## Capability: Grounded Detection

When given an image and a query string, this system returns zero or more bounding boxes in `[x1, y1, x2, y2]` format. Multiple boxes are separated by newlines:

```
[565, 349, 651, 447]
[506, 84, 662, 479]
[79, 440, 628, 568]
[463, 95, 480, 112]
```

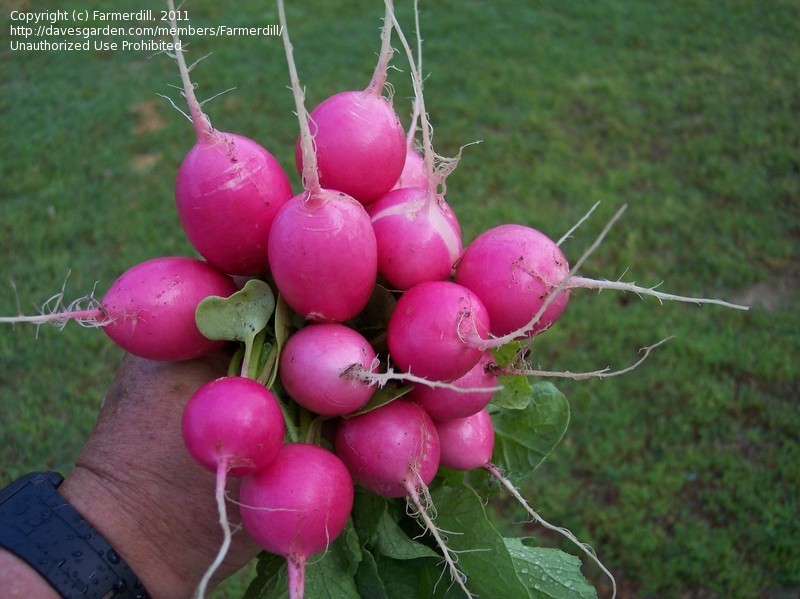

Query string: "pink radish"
[434, 408, 494, 471]
[267, 191, 377, 322]
[0, 256, 238, 361]
[167, 4, 293, 276]
[386, 280, 491, 382]
[182, 376, 285, 477]
[368, 6, 466, 290]
[455, 218, 749, 344]
[334, 399, 440, 498]
[279, 323, 377, 416]
[393, 147, 428, 190]
[240, 443, 354, 599]
[100, 257, 237, 361]
[181, 376, 286, 596]
[293, 3, 406, 204]
[175, 132, 293, 276]
[334, 397, 471, 596]
[368, 187, 462, 290]
[408, 350, 498, 421]
[455, 224, 571, 338]
[270, 1, 378, 323]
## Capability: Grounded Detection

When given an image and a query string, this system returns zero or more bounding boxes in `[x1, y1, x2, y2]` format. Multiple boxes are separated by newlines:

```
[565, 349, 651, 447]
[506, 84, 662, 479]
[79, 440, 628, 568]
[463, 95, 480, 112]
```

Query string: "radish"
[266, 191, 377, 322]
[386, 280, 491, 382]
[393, 146, 428, 190]
[167, 1, 294, 276]
[334, 398, 472, 596]
[367, 4, 464, 290]
[455, 224, 571, 338]
[456, 214, 750, 344]
[100, 257, 238, 361]
[368, 187, 462, 290]
[182, 376, 285, 477]
[181, 376, 285, 597]
[240, 443, 354, 599]
[270, 0, 378, 322]
[0, 256, 238, 361]
[293, 2, 406, 204]
[408, 350, 498, 421]
[334, 399, 440, 498]
[434, 408, 494, 471]
[279, 323, 377, 416]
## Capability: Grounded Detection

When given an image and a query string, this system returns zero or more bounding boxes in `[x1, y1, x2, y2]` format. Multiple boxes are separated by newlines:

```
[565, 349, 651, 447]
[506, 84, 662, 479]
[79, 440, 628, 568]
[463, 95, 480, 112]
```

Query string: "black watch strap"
[0, 471, 151, 599]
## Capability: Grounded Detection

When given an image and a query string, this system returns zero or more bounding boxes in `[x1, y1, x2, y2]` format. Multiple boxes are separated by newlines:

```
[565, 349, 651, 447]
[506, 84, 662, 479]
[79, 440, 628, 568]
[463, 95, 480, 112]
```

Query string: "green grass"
[2, 1, 798, 597]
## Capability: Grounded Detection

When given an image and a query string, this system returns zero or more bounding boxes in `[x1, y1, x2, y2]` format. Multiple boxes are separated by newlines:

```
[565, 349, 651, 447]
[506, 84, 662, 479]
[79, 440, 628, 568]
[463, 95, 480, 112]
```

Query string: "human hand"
[54, 351, 261, 598]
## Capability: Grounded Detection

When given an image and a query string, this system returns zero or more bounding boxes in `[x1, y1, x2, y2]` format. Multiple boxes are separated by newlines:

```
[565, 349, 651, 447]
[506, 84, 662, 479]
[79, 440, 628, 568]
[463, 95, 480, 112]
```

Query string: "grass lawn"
[2, 1, 798, 597]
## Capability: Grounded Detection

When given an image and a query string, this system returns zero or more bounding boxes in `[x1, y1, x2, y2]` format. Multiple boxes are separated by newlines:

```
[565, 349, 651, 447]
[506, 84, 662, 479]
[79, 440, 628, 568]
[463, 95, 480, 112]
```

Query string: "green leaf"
[503, 538, 598, 599]
[352, 489, 388, 544]
[260, 294, 294, 387]
[243, 552, 287, 599]
[376, 554, 463, 599]
[490, 342, 534, 409]
[491, 382, 570, 480]
[429, 484, 531, 599]
[354, 549, 389, 599]
[195, 278, 275, 344]
[492, 374, 534, 410]
[374, 510, 440, 560]
[346, 284, 397, 342]
[491, 341, 524, 366]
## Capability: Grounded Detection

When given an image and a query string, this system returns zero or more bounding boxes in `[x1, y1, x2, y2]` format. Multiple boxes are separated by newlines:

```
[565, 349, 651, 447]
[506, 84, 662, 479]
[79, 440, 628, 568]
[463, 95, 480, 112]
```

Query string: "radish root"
[342, 363, 503, 394]
[495, 336, 674, 380]
[404, 479, 474, 598]
[0, 276, 105, 330]
[484, 462, 617, 599]
[193, 458, 233, 599]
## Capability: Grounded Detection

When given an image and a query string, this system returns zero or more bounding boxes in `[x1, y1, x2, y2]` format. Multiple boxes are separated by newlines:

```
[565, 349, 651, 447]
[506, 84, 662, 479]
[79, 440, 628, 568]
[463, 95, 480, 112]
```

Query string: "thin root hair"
[0, 274, 105, 333]
[305, 512, 333, 566]
[156, 92, 193, 125]
[199, 86, 238, 109]
[187, 51, 213, 74]
[224, 495, 303, 513]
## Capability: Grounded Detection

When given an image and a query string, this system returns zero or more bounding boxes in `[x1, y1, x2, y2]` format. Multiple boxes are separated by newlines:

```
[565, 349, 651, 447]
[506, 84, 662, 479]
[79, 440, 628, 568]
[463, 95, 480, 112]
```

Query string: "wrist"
[58, 467, 187, 599]
[0, 471, 150, 599]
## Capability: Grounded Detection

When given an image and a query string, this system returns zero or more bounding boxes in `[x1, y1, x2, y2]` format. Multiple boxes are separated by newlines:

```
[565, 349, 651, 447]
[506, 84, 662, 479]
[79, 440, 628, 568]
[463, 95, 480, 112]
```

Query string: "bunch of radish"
[2, 1, 750, 598]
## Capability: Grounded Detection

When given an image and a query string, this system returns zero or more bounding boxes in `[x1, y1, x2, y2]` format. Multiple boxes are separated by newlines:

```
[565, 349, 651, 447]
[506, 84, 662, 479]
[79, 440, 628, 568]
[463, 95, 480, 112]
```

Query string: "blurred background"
[2, 1, 797, 597]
